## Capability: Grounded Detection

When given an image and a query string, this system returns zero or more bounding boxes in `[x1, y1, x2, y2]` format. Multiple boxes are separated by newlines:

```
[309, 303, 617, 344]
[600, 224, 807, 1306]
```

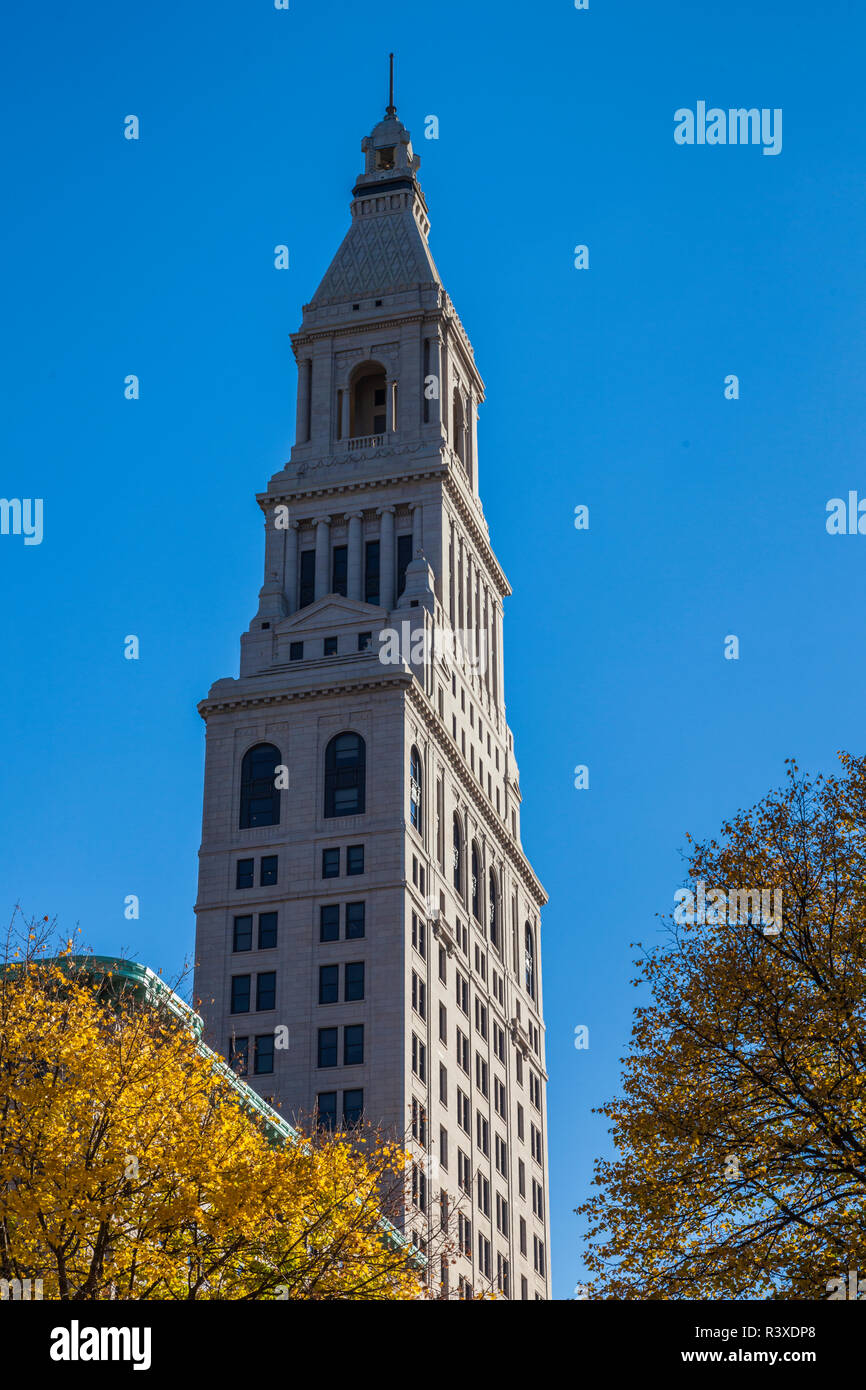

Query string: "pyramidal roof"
[310, 106, 442, 306]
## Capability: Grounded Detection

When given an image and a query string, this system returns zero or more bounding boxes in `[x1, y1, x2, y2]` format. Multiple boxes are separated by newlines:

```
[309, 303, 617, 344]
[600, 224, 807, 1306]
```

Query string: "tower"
[193, 83, 551, 1299]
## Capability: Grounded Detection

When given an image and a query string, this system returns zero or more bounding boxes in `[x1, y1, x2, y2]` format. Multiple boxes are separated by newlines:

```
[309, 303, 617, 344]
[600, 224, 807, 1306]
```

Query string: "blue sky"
[2, 0, 864, 1299]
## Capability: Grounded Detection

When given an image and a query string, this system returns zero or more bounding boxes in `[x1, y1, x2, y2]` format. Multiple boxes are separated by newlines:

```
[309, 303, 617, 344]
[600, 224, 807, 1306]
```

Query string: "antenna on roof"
[386, 52, 396, 118]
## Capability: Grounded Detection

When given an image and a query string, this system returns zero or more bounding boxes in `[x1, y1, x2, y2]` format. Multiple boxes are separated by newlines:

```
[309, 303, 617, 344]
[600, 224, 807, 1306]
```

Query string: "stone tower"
[193, 91, 551, 1299]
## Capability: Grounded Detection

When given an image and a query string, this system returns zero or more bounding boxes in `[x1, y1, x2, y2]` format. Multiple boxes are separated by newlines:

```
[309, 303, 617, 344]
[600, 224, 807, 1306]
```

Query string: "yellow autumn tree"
[578, 753, 866, 1300]
[0, 937, 428, 1300]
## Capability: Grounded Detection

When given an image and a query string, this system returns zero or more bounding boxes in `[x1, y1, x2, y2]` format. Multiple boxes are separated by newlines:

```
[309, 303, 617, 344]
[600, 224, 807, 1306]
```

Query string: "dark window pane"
[357, 631, 372, 651]
[260, 855, 278, 886]
[290, 641, 304, 661]
[239, 743, 281, 829]
[233, 916, 253, 952]
[324, 732, 366, 818]
[299, 550, 315, 608]
[332, 546, 348, 597]
[343, 1088, 364, 1128]
[317, 1092, 337, 1129]
[319, 964, 339, 1004]
[324, 635, 338, 656]
[230, 976, 251, 1014]
[346, 845, 364, 876]
[320, 904, 340, 942]
[229, 1036, 248, 1074]
[256, 971, 276, 1012]
[236, 858, 254, 890]
[344, 1024, 364, 1066]
[397, 533, 413, 598]
[258, 912, 278, 950]
[345, 961, 365, 1001]
[318, 1028, 338, 1068]
[364, 540, 380, 605]
[322, 848, 340, 879]
[345, 901, 366, 939]
[254, 1033, 275, 1074]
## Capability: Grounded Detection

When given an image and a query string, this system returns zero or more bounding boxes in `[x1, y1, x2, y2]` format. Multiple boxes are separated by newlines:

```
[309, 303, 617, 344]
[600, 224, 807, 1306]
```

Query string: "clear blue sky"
[2, 0, 864, 1300]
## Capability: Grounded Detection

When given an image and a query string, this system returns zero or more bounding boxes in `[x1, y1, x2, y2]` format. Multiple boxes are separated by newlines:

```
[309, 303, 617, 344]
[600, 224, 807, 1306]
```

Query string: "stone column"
[296, 359, 311, 444]
[347, 512, 363, 600]
[471, 395, 479, 491]
[341, 387, 350, 442]
[285, 520, 299, 613]
[378, 506, 395, 610]
[314, 516, 331, 601]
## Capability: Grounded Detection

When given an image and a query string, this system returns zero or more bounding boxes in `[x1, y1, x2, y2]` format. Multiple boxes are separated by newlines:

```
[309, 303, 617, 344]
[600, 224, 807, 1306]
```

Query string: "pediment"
[277, 595, 384, 633]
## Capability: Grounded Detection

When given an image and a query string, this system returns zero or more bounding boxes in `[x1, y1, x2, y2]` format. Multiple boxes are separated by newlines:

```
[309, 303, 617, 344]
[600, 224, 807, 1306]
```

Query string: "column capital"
[315, 515, 332, 527]
[347, 510, 365, 522]
[377, 506, 396, 517]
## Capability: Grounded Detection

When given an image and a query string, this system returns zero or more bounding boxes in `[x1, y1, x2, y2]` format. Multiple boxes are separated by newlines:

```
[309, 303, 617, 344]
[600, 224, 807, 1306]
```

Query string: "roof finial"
[386, 52, 396, 118]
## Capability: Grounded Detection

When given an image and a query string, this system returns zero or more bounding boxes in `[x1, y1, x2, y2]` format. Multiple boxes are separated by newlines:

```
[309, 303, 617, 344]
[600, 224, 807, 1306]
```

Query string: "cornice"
[197, 669, 412, 720]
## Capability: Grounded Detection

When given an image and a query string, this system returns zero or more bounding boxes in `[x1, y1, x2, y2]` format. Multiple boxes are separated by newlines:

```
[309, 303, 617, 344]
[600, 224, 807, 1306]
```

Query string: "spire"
[386, 52, 396, 120]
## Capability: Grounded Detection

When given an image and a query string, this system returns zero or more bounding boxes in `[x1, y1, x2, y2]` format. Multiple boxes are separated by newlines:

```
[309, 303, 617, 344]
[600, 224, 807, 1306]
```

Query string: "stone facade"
[194, 99, 551, 1299]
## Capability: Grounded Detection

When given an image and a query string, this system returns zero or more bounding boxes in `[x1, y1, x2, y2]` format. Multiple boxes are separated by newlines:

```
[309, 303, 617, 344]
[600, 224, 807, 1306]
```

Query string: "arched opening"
[489, 869, 500, 951]
[239, 743, 281, 829]
[471, 842, 481, 922]
[452, 814, 463, 894]
[409, 745, 423, 834]
[452, 387, 466, 467]
[524, 922, 536, 1000]
[351, 363, 388, 438]
[324, 732, 366, 818]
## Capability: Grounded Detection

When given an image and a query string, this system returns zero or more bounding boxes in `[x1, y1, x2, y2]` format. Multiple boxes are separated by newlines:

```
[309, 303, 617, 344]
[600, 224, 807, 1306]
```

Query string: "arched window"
[409, 746, 423, 834]
[324, 732, 366, 818]
[452, 387, 466, 467]
[471, 843, 481, 921]
[452, 815, 462, 894]
[239, 743, 281, 829]
[524, 923, 536, 1000]
[351, 363, 387, 438]
[489, 870, 500, 951]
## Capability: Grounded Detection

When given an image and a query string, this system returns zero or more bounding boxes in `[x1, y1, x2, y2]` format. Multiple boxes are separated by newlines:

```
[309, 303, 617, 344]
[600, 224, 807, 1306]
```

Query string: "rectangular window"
[260, 854, 278, 886]
[228, 1035, 248, 1073]
[318, 1028, 338, 1068]
[364, 540, 380, 605]
[317, 1092, 337, 1129]
[518, 1159, 526, 1198]
[519, 1216, 527, 1256]
[412, 1033, 426, 1083]
[439, 1002, 448, 1043]
[411, 912, 426, 959]
[478, 1233, 491, 1279]
[456, 1029, 469, 1073]
[496, 1192, 509, 1237]
[477, 1172, 490, 1216]
[357, 631, 372, 652]
[439, 1125, 448, 1171]
[494, 1076, 507, 1120]
[476, 1112, 489, 1156]
[254, 1033, 275, 1075]
[412, 971, 426, 1019]
[332, 545, 348, 596]
[396, 533, 413, 598]
[258, 912, 278, 950]
[322, 848, 340, 879]
[324, 635, 338, 656]
[439, 1062, 448, 1105]
[346, 844, 364, 875]
[495, 1133, 508, 1178]
[319, 964, 339, 1005]
[256, 971, 276, 1012]
[230, 975, 250, 1014]
[344, 961, 365, 1001]
[343, 1088, 364, 1128]
[232, 916, 253, 953]
[455, 972, 468, 1015]
[533, 1237, 546, 1278]
[289, 640, 304, 661]
[497, 1254, 510, 1297]
[457, 1089, 470, 1134]
[320, 904, 340, 942]
[345, 901, 366, 939]
[299, 550, 315, 607]
[438, 945, 447, 984]
[235, 859, 254, 890]
[458, 1149, 471, 1196]
[344, 1024, 364, 1066]
[475, 1053, 489, 1098]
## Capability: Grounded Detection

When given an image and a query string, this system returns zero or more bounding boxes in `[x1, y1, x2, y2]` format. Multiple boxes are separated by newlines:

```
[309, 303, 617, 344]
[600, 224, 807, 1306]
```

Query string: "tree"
[0, 929, 430, 1300]
[578, 753, 866, 1300]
